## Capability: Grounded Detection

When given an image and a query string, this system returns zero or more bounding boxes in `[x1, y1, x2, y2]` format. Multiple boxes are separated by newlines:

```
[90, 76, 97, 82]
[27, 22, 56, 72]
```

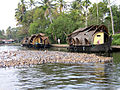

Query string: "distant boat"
[67, 25, 112, 53]
[21, 33, 50, 48]
[0, 39, 15, 44]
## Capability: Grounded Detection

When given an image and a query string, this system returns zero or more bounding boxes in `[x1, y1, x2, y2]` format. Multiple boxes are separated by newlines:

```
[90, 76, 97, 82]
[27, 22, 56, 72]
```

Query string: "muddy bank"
[0, 50, 112, 67]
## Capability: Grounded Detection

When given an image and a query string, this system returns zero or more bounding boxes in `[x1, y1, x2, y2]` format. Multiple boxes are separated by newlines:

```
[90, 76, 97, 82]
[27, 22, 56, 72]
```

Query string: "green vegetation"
[2, 0, 120, 44]
[47, 14, 77, 43]
[0, 30, 5, 39]
[112, 34, 120, 45]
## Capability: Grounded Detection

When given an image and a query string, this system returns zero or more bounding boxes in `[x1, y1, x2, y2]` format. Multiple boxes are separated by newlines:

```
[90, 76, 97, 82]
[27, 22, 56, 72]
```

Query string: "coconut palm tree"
[15, 0, 26, 23]
[71, 0, 83, 11]
[56, 0, 67, 13]
[107, 0, 115, 35]
[97, 0, 99, 24]
[29, 0, 35, 9]
[38, 0, 57, 23]
[82, 0, 91, 27]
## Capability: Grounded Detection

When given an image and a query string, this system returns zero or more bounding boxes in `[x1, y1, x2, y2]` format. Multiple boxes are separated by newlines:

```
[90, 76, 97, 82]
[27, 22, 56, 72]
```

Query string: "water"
[0, 45, 120, 90]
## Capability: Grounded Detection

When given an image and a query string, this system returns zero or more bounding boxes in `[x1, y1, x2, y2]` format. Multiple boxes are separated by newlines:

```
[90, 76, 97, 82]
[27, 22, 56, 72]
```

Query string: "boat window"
[97, 35, 101, 37]
[40, 38, 42, 43]
[85, 38, 90, 44]
[76, 38, 80, 45]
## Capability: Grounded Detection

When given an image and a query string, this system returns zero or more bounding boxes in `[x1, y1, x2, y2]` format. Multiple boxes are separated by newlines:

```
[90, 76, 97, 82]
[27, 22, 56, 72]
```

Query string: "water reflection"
[0, 45, 27, 51]
[0, 68, 20, 90]
[15, 62, 120, 90]
[0, 45, 120, 90]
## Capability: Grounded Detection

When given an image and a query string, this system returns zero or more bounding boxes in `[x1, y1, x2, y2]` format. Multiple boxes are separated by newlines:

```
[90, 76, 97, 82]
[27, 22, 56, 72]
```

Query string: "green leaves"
[29, 7, 50, 35]
[0, 30, 5, 39]
[112, 34, 120, 45]
[13, 0, 120, 43]
[48, 14, 77, 43]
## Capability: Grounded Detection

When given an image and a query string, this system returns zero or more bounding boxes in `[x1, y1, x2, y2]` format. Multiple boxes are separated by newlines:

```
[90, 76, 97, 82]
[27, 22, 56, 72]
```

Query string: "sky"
[0, 0, 119, 30]
[0, 0, 20, 30]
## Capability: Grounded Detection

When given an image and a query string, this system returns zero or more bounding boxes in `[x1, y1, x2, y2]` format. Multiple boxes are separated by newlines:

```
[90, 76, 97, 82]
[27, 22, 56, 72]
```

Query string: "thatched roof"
[22, 33, 50, 45]
[68, 25, 108, 37]
[72, 28, 85, 34]
[38, 33, 45, 36]
[41, 36, 49, 40]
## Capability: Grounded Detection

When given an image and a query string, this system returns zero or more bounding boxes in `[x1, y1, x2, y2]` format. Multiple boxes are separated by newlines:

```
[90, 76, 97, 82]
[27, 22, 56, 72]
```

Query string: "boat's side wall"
[93, 32, 104, 45]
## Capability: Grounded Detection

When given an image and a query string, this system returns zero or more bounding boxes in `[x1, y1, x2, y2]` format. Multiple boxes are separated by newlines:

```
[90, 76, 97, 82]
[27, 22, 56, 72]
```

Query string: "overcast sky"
[0, 0, 119, 30]
[0, 0, 19, 30]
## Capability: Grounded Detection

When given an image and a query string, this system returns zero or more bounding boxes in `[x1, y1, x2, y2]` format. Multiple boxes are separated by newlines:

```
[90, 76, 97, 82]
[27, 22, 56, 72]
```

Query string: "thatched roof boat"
[21, 33, 50, 48]
[67, 25, 112, 52]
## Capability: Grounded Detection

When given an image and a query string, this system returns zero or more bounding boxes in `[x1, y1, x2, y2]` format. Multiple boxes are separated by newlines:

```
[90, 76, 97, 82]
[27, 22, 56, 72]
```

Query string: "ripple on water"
[0, 61, 119, 90]
[0, 46, 119, 90]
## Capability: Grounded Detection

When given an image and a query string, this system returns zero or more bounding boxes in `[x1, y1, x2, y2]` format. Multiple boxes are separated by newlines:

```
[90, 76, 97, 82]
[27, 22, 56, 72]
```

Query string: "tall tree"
[29, 0, 35, 9]
[71, 0, 83, 12]
[29, 7, 50, 35]
[6, 26, 12, 39]
[107, 0, 115, 35]
[82, 0, 91, 27]
[70, 0, 85, 28]
[96, 0, 99, 24]
[47, 14, 76, 43]
[88, 2, 109, 25]
[15, 0, 27, 24]
[15, 0, 34, 37]
[38, 0, 56, 23]
[0, 30, 5, 39]
[56, 0, 67, 13]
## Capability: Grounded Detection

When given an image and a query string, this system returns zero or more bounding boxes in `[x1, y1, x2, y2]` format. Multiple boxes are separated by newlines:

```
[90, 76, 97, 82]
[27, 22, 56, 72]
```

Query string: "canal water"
[0, 45, 120, 90]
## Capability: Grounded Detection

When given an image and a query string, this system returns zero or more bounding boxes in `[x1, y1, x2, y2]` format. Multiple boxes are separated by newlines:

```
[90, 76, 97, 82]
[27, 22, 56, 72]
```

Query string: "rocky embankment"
[0, 50, 112, 67]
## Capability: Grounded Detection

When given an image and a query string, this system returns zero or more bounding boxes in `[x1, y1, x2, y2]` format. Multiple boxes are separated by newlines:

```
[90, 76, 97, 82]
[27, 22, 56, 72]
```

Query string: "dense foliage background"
[1, 0, 120, 44]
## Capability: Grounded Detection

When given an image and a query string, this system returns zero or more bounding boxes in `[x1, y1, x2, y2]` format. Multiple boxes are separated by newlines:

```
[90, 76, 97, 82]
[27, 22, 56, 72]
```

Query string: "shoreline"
[0, 50, 113, 68]
[1, 43, 120, 48]
[1, 43, 120, 51]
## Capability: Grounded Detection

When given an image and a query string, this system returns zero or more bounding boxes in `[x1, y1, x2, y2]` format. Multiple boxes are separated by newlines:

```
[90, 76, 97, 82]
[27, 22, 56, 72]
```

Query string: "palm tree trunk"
[108, 0, 115, 35]
[85, 7, 88, 27]
[97, 0, 99, 24]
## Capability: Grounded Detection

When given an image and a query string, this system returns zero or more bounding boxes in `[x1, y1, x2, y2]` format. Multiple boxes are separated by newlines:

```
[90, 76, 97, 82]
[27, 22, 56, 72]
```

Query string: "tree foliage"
[47, 14, 76, 43]
[10, 0, 120, 43]
[0, 30, 5, 39]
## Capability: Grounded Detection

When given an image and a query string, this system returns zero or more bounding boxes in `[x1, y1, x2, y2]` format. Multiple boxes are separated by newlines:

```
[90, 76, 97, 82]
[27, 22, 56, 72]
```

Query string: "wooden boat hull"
[33, 43, 50, 49]
[68, 39, 112, 53]
[68, 45, 111, 53]
[22, 43, 50, 49]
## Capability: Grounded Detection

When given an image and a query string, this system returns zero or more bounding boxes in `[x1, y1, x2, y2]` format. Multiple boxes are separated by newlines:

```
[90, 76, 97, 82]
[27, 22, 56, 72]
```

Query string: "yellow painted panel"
[93, 32, 104, 45]
[32, 38, 35, 45]
[32, 38, 38, 45]
[38, 38, 40, 43]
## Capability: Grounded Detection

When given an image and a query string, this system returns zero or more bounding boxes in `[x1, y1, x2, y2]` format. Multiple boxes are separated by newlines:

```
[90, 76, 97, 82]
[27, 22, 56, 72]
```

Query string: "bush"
[112, 34, 120, 45]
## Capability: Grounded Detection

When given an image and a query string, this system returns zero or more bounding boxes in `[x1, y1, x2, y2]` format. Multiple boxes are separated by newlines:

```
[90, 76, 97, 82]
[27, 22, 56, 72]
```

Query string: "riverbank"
[1, 43, 120, 51]
[0, 50, 112, 67]
[0, 43, 21, 46]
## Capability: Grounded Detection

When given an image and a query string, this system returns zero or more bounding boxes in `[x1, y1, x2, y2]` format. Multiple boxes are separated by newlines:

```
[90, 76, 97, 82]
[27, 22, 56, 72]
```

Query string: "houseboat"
[21, 33, 50, 48]
[21, 37, 29, 46]
[67, 25, 112, 52]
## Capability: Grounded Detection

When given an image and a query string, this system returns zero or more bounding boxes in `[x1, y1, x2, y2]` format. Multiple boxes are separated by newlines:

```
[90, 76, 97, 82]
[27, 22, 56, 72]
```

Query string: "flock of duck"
[0, 50, 112, 68]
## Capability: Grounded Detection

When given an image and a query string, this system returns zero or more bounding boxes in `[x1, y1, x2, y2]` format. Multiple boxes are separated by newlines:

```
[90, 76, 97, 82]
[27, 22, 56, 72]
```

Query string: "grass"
[112, 34, 120, 45]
